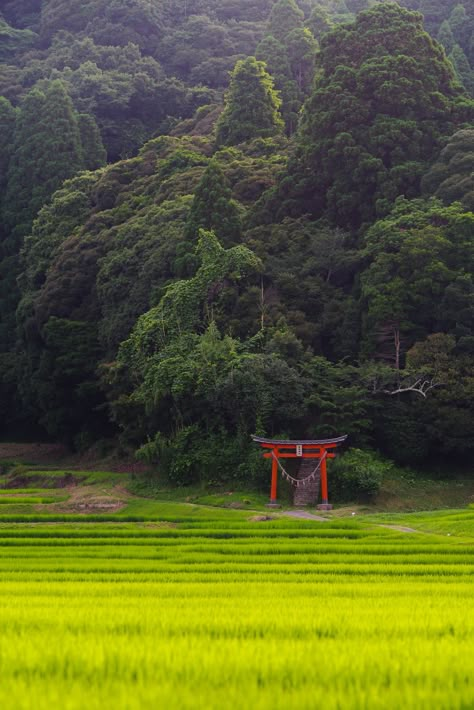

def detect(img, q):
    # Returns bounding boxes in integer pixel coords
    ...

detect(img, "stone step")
[293,458,321,507]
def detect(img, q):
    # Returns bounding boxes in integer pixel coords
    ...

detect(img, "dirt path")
[377,524,421,533]
[283,510,329,522]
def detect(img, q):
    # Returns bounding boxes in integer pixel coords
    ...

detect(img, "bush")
[329,449,392,502]
[137,428,262,487]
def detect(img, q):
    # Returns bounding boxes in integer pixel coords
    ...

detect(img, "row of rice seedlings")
[0,488,60,495]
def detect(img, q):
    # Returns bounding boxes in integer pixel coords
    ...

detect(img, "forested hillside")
[1,1,474,485]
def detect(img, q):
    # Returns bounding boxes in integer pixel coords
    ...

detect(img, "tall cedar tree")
[0,98,17,212]
[185,161,242,245]
[257,1,317,135]
[77,114,107,170]
[449,45,474,94]
[216,57,284,146]
[277,2,467,229]
[5,81,84,241]
[0,98,18,351]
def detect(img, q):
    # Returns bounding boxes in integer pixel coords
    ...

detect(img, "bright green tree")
[216,57,284,146]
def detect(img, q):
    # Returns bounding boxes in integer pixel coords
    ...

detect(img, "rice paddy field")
[0,489,472,710]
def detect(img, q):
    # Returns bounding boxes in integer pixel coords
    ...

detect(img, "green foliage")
[449,44,474,94]
[0,97,17,213]
[268,0,305,43]
[280,2,467,228]
[257,4,317,135]
[329,448,390,501]
[216,57,284,146]
[422,128,474,210]
[3,0,474,478]
[361,198,474,357]
[77,113,106,170]
[4,81,84,240]
[28,317,105,443]
[185,161,242,245]
[0,17,37,60]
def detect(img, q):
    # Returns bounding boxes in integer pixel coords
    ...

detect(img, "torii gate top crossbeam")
[252,435,347,447]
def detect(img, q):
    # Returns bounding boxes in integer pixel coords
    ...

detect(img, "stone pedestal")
[293,458,320,507]
[317,503,333,511]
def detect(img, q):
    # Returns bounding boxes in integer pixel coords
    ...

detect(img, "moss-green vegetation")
[1,1,474,494]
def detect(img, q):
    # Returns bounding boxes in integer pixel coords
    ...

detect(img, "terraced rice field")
[0,503,473,709]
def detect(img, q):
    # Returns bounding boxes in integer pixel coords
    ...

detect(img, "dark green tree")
[437,19,455,54]
[5,81,84,241]
[77,113,107,170]
[278,2,466,229]
[448,4,471,50]
[0,16,37,60]
[267,0,305,43]
[306,6,334,40]
[422,128,474,210]
[449,44,474,94]
[0,97,16,205]
[216,57,284,146]
[185,161,242,245]
[360,198,474,361]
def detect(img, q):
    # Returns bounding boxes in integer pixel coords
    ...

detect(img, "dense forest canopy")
[1,0,474,486]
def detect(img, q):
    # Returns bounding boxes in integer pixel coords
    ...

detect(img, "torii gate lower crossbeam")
[252,436,347,510]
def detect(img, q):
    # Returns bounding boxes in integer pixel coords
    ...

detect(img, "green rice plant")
[0,509,473,707]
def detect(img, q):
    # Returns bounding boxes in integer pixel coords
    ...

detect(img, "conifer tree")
[216,57,283,146]
[185,161,241,245]
[258,2,316,135]
[0,97,16,208]
[437,20,455,55]
[5,81,84,240]
[449,44,474,94]
[77,113,107,170]
[448,4,471,50]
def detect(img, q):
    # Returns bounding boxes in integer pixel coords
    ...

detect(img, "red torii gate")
[252,435,347,510]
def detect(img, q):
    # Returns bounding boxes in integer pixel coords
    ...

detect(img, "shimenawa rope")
[270,450,327,488]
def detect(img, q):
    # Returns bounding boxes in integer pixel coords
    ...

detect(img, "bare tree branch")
[381,378,442,398]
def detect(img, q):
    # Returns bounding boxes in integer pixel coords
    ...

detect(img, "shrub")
[329,449,392,502]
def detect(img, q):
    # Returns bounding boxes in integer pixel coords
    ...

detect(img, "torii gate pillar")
[252,436,347,510]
